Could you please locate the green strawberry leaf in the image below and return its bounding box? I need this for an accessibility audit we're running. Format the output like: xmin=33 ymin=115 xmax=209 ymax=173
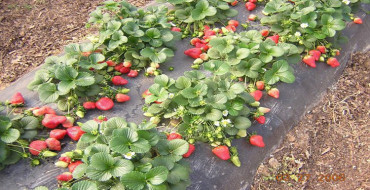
xmin=146 ymin=166 xmax=169 ymax=185
xmin=71 ymin=181 xmax=98 ymax=190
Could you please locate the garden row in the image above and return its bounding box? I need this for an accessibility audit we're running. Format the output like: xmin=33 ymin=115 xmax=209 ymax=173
xmin=0 ymin=0 xmax=367 ymax=189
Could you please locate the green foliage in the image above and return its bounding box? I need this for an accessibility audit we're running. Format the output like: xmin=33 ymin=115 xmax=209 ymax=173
xmin=203 ymin=31 xmax=297 ymax=86
xmin=144 ymin=72 xmax=259 ymax=149
xmin=166 ymin=0 xmax=238 ymax=37
xmin=66 ymin=117 xmax=190 ymax=190
xmin=261 ymin=0 xmax=364 ymax=50
xmin=88 ymin=1 xmax=180 ymax=74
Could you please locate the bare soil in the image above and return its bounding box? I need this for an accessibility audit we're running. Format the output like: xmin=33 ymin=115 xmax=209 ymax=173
xmin=252 ymin=52 xmax=370 ymax=190
xmin=0 ymin=0 xmax=149 ymax=90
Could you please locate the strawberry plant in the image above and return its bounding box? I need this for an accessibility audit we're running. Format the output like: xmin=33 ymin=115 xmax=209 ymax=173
xmin=189 ymin=30 xmax=298 ymax=92
xmin=54 ymin=117 xmax=191 ymax=190
xmin=143 ymin=72 xmax=269 ymax=166
xmin=27 ymin=42 xmax=129 ymax=117
xmin=164 ymin=0 xmax=238 ymax=37
xmin=260 ymin=0 xmax=369 ymax=54
xmin=87 ymin=1 xmax=180 ymax=76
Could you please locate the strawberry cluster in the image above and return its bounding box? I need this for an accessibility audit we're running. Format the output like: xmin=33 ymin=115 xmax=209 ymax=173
xmin=303 ymin=46 xmax=341 ymax=68
xmin=55 ymin=150 xmax=84 ymax=182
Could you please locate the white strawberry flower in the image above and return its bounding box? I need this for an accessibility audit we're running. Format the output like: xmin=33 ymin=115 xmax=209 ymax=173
xmin=214 ymin=121 xmax=220 ymax=127
xmin=222 ymin=110 xmax=229 ymax=117
xmin=300 ymin=23 xmax=309 ymax=28
xmin=124 ymin=152 xmax=135 ymax=160
xmin=169 ymin=93 xmax=174 ymax=98
xmin=342 ymin=0 xmax=350 ymax=5
xmin=294 ymin=31 xmax=301 ymax=37
xmin=221 ymin=119 xmax=231 ymax=127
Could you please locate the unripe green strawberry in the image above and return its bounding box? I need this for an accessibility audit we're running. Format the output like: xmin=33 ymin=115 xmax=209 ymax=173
xmin=55 ymin=161 xmax=68 ymax=168
xmin=193 ymin=58 xmax=203 ymax=64
xmin=230 ymin=155 xmax=241 ymax=167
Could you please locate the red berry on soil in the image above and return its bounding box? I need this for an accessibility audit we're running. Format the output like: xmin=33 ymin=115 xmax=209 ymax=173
xmin=96 ymin=97 xmax=114 ymax=111
xmin=183 ymin=144 xmax=195 ymax=158
xmin=171 ymin=27 xmax=181 ymax=32
xmin=245 ymin=2 xmax=256 ymax=11
xmin=116 ymin=94 xmax=130 ymax=102
xmin=56 ymin=172 xmax=73 ymax=181
xmin=68 ymin=160 xmax=83 ymax=173
xmin=316 ymin=46 xmax=326 ymax=54
xmin=267 ymin=35 xmax=279 ymax=44
xmin=184 ymin=48 xmax=202 ymax=59
xmin=67 ymin=126 xmax=85 ymax=141
xmin=354 ymin=17 xmax=362 ymax=24
xmin=250 ymin=90 xmax=263 ymax=101
xmin=212 ymin=146 xmax=231 ymax=160
xmin=45 ymin=138 xmax=61 ymax=151
xmin=309 ymin=50 xmax=321 ymax=61
xmin=303 ymin=55 xmax=316 ymax=68
xmin=167 ymin=133 xmax=182 ymax=140
xmin=127 ymin=70 xmax=139 ymax=78
xmin=83 ymin=101 xmax=96 ymax=110
xmin=228 ymin=20 xmax=239 ymax=27
xmin=256 ymin=81 xmax=265 ymax=90
xmin=260 ymin=29 xmax=269 ymax=37
xmin=230 ymin=0 xmax=238 ymax=6
xmin=327 ymin=57 xmax=340 ymax=68
xmin=42 ymin=114 xmax=67 ymax=129
xmin=106 ymin=60 xmax=116 ymax=66
xmin=119 ymin=67 xmax=131 ymax=74
xmin=267 ymin=88 xmax=280 ymax=99
xmin=254 ymin=115 xmax=266 ymax=124
xmin=123 ymin=61 xmax=132 ymax=68
xmin=249 ymin=0 xmax=257 ymax=2
xmin=114 ymin=63 xmax=124 ymax=71
xmin=59 ymin=156 xmax=72 ymax=163
xmin=225 ymin=25 xmax=236 ymax=32
xmin=50 ymin=129 xmax=67 ymax=140
xmin=10 ymin=92 xmax=25 ymax=105
xmin=112 ymin=76 xmax=128 ymax=86
xmin=190 ymin=38 xmax=201 ymax=46
xmin=29 ymin=140 xmax=47 ymax=156
xmin=249 ymin=135 xmax=265 ymax=147
xmin=248 ymin=14 xmax=257 ymax=21
xmin=62 ymin=116 xmax=74 ymax=128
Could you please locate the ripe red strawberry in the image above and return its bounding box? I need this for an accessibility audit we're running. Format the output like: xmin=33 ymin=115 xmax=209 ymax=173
xmin=258 ymin=107 xmax=271 ymax=113
xmin=354 ymin=17 xmax=362 ymax=24
xmin=119 ymin=67 xmax=131 ymax=74
xmin=327 ymin=57 xmax=340 ymax=68
xmin=10 ymin=92 xmax=25 ymax=105
xmin=228 ymin=20 xmax=239 ymax=27
xmin=267 ymin=88 xmax=280 ymax=99
xmin=203 ymin=25 xmax=210 ymax=32
xmin=114 ymin=63 xmax=124 ymax=71
xmin=267 ymin=35 xmax=279 ymax=44
xmin=56 ymin=172 xmax=73 ymax=181
xmin=167 ymin=133 xmax=182 ymax=140
xmin=106 ymin=60 xmax=116 ymax=67
xmin=230 ymin=0 xmax=238 ymax=6
xmin=254 ymin=115 xmax=266 ymax=124
xmin=225 ymin=25 xmax=236 ymax=32
xmin=245 ymin=2 xmax=256 ymax=11
xmin=184 ymin=48 xmax=202 ymax=59
xmin=83 ymin=101 xmax=96 ymax=110
xmin=195 ymin=42 xmax=209 ymax=51
xmin=45 ymin=138 xmax=61 ymax=151
xmin=96 ymin=97 xmax=114 ymax=111
xmin=260 ymin=29 xmax=269 ymax=37
xmin=249 ymin=135 xmax=265 ymax=147
xmin=303 ymin=55 xmax=316 ymax=68
xmin=67 ymin=126 xmax=85 ymax=141
xmin=309 ymin=50 xmax=321 ymax=61
xmin=116 ymin=94 xmax=130 ymax=102
xmin=127 ymin=70 xmax=139 ymax=78
xmin=112 ymin=76 xmax=128 ymax=86
xmin=204 ymin=30 xmax=216 ymax=37
xmin=212 ymin=146 xmax=230 ymax=160
xmin=33 ymin=106 xmax=56 ymax=116
xmin=250 ymin=90 xmax=263 ymax=101
xmin=123 ymin=61 xmax=132 ymax=68
xmin=142 ymin=89 xmax=152 ymax=99
xmin=183 ymin=144 xmax=195 ymax=158
xmin=62 ymin=116 xmax=74 ymax=128
xmin=256 ymin=81 xmax=265 ymax=90
xmin=171 ymin=27 xmax=181 ymax=32
xmin=316 ymin=46 xmax=326 ymax=54
xmin=68 ymin=160 xmax=83 ymax=173
xmin=29 ymin=140 xmax=47 ymax=156
xmin=50 ymin=129 xmax=67 ymax=140
xmin=190 ymin=38 xmax=201 ymax=46
xmin=59 ymin=156 xmax=72 ymax=163
xmin=248 ymin=14 xmax=257 ymax=21
xmin=42 ymin=114 xmax=67 ymax=129
xmin=335 ymin=50 xmax=340 ymax=56
xmin=249 ymin=0 xmax=257 ymax=2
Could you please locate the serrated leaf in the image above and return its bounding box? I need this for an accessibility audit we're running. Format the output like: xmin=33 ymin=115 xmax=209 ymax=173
xmin=55 ymin=65 xmax=78 ymax=81
xmin=175 ymin=76 xmax=191 ymax=89
xmin=72 ymin=163 xmax=88 ymax=179
xmin=71 ymin=181 xmax=98 ymax=190
xmin=75 ymin=72 xmax=95 ymax=86
xmin=146 ymin=166 xmax=169 ymax=185
xmin=1 ymin=128 xmax=20 ymax=143
xmin=20 ymin=116 xmax=39 ymax=130
xmin=168 ymin=139 xmax=189 ymax=156
xmin=38 ymin=83 xmax=59 ymax=103
xmin=206 ymin=109 xmax=222 ymax=121
xmin=234 ymin=117 xmax=251 ymax=130
xmin=121 ymin=171 xmax=146 ymax=190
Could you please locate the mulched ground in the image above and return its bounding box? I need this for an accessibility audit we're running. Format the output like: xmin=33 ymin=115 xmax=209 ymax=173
xmin=0 ymin=0 xmax=150 ymax=90
xmin=1 ymin=1 xmax=369 ymax=189
xmin=252 ymin=52 xmax=370 ymax=190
